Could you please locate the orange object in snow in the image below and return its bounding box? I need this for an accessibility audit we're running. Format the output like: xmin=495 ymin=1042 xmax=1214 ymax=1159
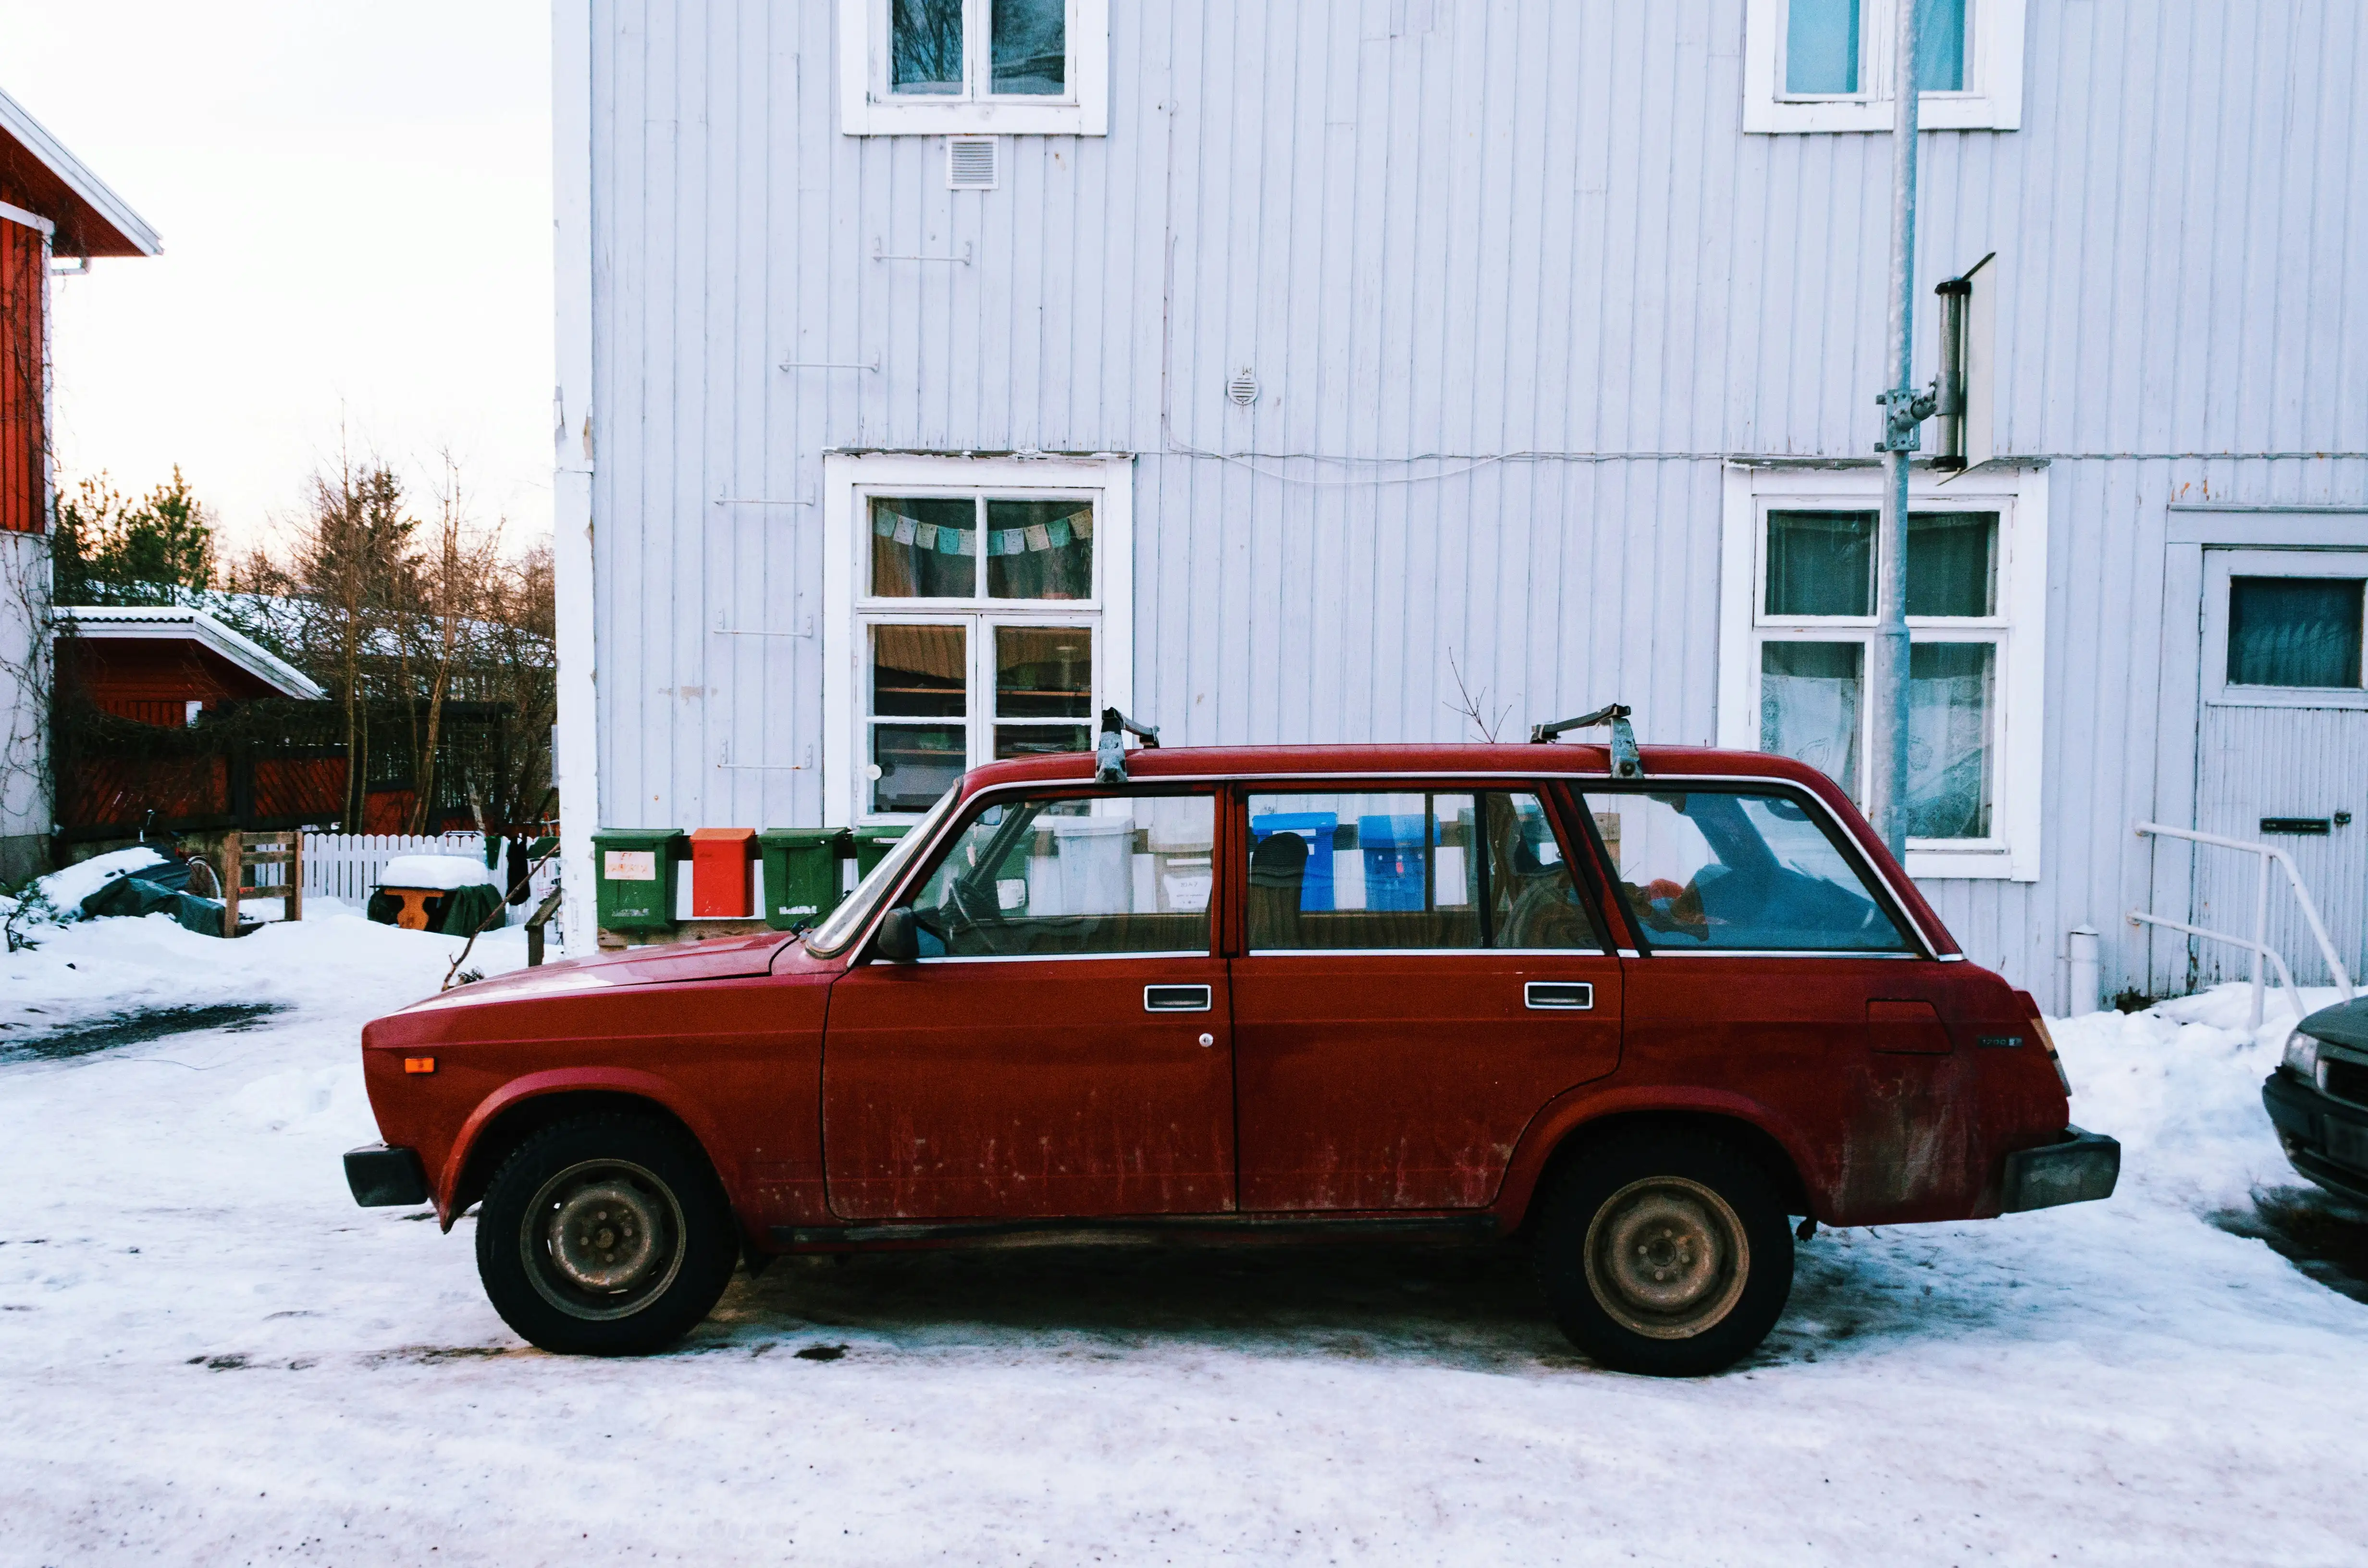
xmin=688 ymin=828 xmax=757 ymax=919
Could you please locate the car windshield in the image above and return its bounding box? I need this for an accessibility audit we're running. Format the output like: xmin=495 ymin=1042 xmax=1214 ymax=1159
xmin=1585 ymin=787 xmax=1914 ymax=952
xmin=803 ymin=785 xmax=963 ymax=956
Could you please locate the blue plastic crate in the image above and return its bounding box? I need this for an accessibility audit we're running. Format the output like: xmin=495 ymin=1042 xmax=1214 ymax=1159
xmin=1357 ymin=813 xmax=1430 ymax=910
xmin=1249 ymin=812 xmax=1337 ymax=911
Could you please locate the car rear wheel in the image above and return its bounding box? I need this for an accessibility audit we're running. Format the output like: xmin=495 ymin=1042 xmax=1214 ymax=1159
xmin=1533 ymin=1129 xmax=1794 ymax=1376
xmin=475 ymin=1113 xmax=737 ymax=1356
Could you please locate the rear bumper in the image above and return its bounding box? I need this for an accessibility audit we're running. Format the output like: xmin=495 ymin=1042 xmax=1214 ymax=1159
xmin=2262 ymin=1070 xmax=2368 ymax=1205
xmin=2000 ymin=1126 xmax=2121 ymax=1213
xmin=345 ymin=1143 xmax=430 ymax=1207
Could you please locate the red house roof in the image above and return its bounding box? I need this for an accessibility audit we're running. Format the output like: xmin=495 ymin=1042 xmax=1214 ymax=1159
xmin=0 ymin=83 xmax=161 ymax=258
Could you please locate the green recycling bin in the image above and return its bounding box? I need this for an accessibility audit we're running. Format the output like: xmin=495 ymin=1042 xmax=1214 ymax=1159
xmin=851 ymin=825 xmax=910 ymax=881
xmin=592 ymin=828 xmax=685 ymax=933
xmin=758 ymin=828 xmax=849 ymax=931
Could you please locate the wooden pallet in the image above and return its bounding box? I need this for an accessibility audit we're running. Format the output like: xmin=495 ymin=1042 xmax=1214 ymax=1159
xmin=222 ymin=831 xmax=302 ymax=936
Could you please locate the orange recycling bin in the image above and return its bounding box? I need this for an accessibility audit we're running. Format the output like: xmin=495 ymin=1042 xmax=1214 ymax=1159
xmin=688 ymin=828 xmax=758 ymax=919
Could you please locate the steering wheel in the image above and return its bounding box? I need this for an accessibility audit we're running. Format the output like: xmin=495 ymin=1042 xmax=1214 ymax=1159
xmin=936 ymin=870 xmax=1022 ymax=956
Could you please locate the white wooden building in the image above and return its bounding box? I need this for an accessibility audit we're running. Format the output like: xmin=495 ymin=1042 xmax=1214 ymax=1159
xmin=552 ymin=0 xmax=2368 ymax=1000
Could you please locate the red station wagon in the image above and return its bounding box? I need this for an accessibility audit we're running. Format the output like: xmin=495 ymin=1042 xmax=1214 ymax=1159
xmin=346 ymin=721 xmax=2119 ymax=1376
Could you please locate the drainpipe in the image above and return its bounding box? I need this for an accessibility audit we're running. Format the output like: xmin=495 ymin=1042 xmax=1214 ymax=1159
xmin=1872 ymin=0 xmax=1936 ymax=862
xmin=2067 ymin=926 xmax=2101 ymax=1017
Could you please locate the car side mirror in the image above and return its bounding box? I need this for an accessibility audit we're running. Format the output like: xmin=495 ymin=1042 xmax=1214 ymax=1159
xmin=873 ymin=906 xmax=920 ymax=965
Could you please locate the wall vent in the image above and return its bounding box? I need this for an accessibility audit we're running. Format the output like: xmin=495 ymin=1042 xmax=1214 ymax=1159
xmin=947 ymin=137 xmax=999 ymax=191
xmin=1227 ymin=369 xmax=1260 ymax=406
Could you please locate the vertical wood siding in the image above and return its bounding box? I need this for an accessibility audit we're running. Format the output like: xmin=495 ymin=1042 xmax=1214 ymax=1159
xmin=582 ymin=0 xmax=2368 ymax=995
xmin=0 ymin=217 xmax=42 ymax=536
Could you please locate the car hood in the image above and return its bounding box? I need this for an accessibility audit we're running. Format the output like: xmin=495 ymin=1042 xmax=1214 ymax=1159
xmin=400 ymin=931 xmax=798 ymax=1012
xmin=2300 ymin=996 xmax=2368 ymax=1053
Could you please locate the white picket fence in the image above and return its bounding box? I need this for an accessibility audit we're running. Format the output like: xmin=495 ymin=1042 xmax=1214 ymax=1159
xmin=295 ymin=833 xmax=561 ymax=929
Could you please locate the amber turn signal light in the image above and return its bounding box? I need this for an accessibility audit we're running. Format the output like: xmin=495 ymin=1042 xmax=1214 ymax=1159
xmin=403 ymin=1057 xmax=436 ymax=1075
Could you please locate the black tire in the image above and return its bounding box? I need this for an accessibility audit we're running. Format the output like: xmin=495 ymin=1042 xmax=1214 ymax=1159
xmin=474 ymin=1112 xmax=738 ymax=1356
xmin=1532 ymin=1129 xmax=1795 ymax=1377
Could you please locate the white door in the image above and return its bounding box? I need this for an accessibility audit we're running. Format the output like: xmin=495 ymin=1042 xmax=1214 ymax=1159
xmin=2193 ymin=549 xmax=2368 ymax=986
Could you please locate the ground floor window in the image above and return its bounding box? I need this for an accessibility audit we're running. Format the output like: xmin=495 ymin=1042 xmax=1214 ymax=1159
xmin=1717 ymin=464 xmax=2047 ymax=881
xmin=824 ymin=454 xmax=1134 ymax=826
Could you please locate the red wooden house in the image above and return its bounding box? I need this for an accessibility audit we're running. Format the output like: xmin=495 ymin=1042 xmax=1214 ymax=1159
xmin=1 ymin=82 xmax=160 ymax=874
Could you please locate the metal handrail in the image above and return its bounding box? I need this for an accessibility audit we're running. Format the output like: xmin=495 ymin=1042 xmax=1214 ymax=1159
xmin=2130 ymin=821 xmax=2356 ymax=1027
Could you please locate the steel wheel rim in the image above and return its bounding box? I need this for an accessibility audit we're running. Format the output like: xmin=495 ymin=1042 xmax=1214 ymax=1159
xmin=521 ymin=1158 xmax=687 ymax=1322
xmin=1581 ymin=1176 xmax=1751 ymax=1341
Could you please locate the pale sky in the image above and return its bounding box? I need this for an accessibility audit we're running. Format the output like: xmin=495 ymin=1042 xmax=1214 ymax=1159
xmin=3 ymin=2 xmax=553 ymax=553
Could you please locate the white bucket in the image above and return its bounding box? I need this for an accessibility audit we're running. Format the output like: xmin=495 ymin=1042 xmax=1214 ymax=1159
xmin=1051 ymin=817 xmax=1135 ymax=915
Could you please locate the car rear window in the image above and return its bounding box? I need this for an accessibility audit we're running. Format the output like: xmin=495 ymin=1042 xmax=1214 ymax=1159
xmin=1583 ymin=788 xmax=1913 ymax=953
xmin=1243 ymin=789 xmax=1603 ymax=952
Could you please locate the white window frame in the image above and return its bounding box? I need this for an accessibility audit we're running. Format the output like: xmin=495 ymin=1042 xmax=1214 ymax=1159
xmin=824 ymin=453 xmax=1134 ymax=827
xmin=1742 ymin=0 xmax=2026 ymax=134
xmin=2203 ymin=548 xmax=2368 ymax=712
xmin=1716 ymin=462 xmax=2048 ymax=881
xmin=839 ymin=0 xmax=1109 ymax=136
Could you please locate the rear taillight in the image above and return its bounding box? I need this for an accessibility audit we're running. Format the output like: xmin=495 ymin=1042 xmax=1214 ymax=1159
xmin=2014 ymin=989 xmax=2073 ymax=1097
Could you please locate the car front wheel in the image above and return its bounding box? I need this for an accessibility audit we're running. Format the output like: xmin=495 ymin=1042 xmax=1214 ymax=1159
xmin=1533 ymin=1129 xmax=1794 ymax=1376
xmin=475 ymin=1113 xmax=738 ymax=1356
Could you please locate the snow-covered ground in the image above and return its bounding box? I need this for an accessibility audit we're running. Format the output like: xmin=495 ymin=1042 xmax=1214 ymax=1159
xmin=2 ymin=910 xmax=2365 ymax=1566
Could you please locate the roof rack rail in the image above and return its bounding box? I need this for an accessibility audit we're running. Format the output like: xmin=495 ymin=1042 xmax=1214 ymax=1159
xmin=1529 ymin=703 xmax=1642 ymax=778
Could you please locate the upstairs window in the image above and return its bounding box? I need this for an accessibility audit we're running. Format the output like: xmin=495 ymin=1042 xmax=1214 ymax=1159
xmin=1746 ymin=0 xmax=2024 ymax=134
xmin=841 ymin=0 xmax=1109 ymax=135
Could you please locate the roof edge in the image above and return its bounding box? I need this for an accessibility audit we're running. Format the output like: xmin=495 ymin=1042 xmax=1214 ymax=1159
xmin=54 ymin=605 xmax=325 ymax=699
xmin=0 ymin=83 xmax=161 ymax=257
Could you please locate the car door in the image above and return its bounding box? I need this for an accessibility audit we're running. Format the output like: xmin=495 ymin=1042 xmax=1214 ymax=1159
xmin=823 ymin=787 xmax=1234 ymax=1220
xmin=1228 ymin=783 xmax=1623 ymax=1212
xmin=1584 ymin=784 xmax=1980 ymax=1223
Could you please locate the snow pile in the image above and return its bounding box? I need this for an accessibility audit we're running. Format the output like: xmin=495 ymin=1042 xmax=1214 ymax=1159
xmin=25 ymin=845 xmax=172 ymax=914
xmin=377 ymin=852 xmax=497 ymax=890
xmin=1 ymin=955 xmax=2364 ymax=1564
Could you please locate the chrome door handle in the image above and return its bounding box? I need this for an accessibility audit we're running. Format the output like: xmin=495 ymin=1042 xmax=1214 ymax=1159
xmin=1145 ymin=984 xmax=1212 ymax=1012
xmin=1525 ymin=981 xmax=1594 ymax=1011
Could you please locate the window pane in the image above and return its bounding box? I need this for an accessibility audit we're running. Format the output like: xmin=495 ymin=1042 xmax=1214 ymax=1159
xmin=906 ymin=792 xmax=1214 ymax=956
xmin=2229 ymin=577 xmax=2366 ymax=688
xmin=995 ymin=625 xmax=1092 ymax=717
xmin=991 ymin=0 xmax=1065 ymax=95
xmin=1761 ymin=641 xmax=1862 ymax=796
xmin=1245 ymin=791 xmax=1600 ymax=952
xmin=985 ymin=499 xmax=1093 ymax=600
xmin=1915 ymin=0 xmax=1967 ymax=91
xmin=891 ymin=0 xmax=965 ymax=94
xmin=1766 ymin=510 xmax=1875 ymax=616
xmin=871 ymin=498 xmax=978 ymax=598
xmin=1589 ymin=788 xmax=1911 ymax=952
xmin=872 ymin=724 xmax=966 ymax=814
xmin=1908 ymin=641 xmax=1996 ymax=839
xmin=1786 ymin=0 xmax=1861 ymax=94
xmin=871 ymin=624 xmax=967 ymax=716
xmin=993 ymin=625 xmax=1091 ymax=758
xmin=1907 ymin=511 xmax=1998 ymax=617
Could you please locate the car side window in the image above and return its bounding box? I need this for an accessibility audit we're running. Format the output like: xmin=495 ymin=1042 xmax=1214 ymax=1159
xmin=1244 ymin=790 xmax=1602 ymax=952
xmin=905 ymin=791 xmax=1213 ymax=958
xmin=1584 ymin=788 xmax=1912 ymax=953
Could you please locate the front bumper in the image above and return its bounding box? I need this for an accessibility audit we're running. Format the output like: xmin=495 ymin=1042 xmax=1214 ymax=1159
xmin=2262 ymin=1070 xmax=2368 ymax=1205
xmin=2000 ymin=1126 xmax=2121 ymax=1213
xmin=345 ymin=1143 xmax=430 ymax=1207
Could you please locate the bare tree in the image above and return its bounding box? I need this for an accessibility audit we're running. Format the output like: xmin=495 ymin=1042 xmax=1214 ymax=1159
xmin=1443 ymin=647 xmax=1514 ymax=744
xmin=404 ymin=455 xmax=505 ymax=834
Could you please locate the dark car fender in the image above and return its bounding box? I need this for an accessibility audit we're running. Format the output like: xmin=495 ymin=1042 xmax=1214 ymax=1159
xmin=1490 ymin=1081 xmax=1827 ymax=1230
xmin=435 ymin=1066 xmax=746 ymax=1230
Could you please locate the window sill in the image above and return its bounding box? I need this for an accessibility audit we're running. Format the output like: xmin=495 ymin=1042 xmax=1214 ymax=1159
xmin=1906 ymin=846 xmax=2033 ymax=882
xmin=841 ymin=99 xmax=1102 ymax=137
xmin=1743 ymin=96 xmax=2022 ymax=134
xmin=2205 ymin=688 xmax=2368 ymax=712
